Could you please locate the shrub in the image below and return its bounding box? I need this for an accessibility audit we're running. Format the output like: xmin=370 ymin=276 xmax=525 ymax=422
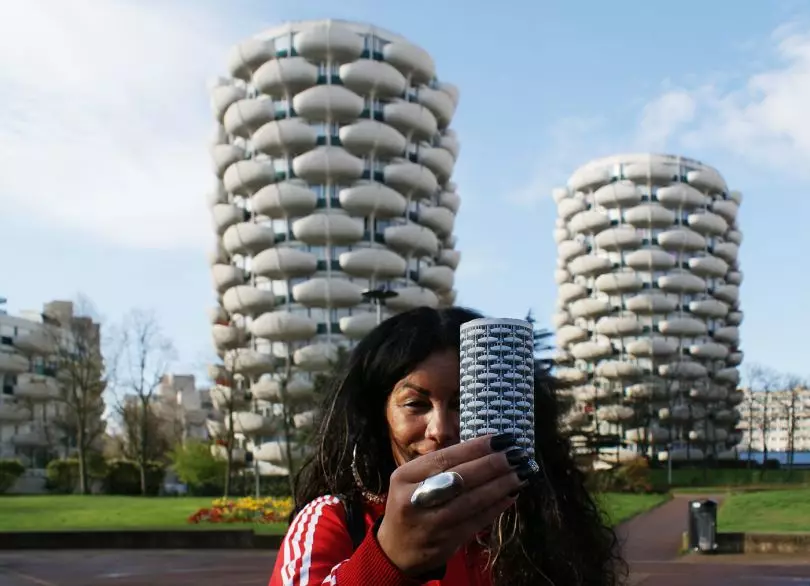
xmin=0 ymin=459 xmax=25 ymax=493
xmin=169 ymin=441 xmax=226 ymax=496
xmin=585 ymin=456 xmax=654 ymax=493
xmin=46 ymin=455 xmax=108 ymax=493
xmin=103 ymin=459 xmax=165 ymax=495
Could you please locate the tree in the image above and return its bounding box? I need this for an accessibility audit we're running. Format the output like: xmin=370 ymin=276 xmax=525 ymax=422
xmin=206 ymin=357 xmax=243 ymax=498
xmin=745 ymin=363 xmax=781 ymax=472
xmin=114 ymin=400 xmax=172 ymax=463
xmin=111 ymin=309 xmax=176 ymax=495
xmin=779 ymin=374 xmax=805 ymax=474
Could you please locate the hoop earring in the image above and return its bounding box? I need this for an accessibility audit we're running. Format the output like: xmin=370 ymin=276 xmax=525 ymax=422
xmin=351 ymin=444 xmax=386 ymax=504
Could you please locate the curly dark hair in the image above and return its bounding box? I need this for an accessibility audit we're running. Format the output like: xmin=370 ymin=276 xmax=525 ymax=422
xmin=293 ymin=306 xmax=628 ymax=586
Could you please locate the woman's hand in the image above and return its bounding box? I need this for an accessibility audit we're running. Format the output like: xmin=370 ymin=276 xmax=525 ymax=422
xmin=375 ymin=433 xmax=533 ymax=577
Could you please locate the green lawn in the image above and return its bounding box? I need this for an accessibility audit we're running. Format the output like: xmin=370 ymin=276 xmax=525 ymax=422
xmin=597 ymin=492 xmax=671 ymax=525
xmin=718 ymin=488 xmax=810 ymax=533
xmin=0 ymin=495 xmax=287 ymax=534
xmin=0 ymin=493 xmax=669 ymax=533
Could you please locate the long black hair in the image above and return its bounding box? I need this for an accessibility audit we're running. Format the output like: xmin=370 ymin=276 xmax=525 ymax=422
xmin=293 ymin=306 xmax=628 ymax=586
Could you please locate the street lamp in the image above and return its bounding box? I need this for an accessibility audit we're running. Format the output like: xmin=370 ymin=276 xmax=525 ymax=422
xmin=361 ymin=286 xmax=399 ymax=325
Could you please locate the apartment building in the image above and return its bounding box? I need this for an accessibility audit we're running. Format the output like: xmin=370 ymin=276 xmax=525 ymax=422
xmin=737 ymin=386 xmax=810 ymax=453
xmin=205 ymin=19 xmax=461 ymax=472
xmin=0 ymin=298 xmax=105 ymax=492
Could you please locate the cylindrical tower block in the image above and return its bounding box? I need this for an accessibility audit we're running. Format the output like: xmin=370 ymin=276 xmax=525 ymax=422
xmin=552 ymin=153 xmax=744 ymax=466
xmin=459 ymin=318 xmax=536 ymax=458
xmin=206 ymin=19 xmax=463 ymax=465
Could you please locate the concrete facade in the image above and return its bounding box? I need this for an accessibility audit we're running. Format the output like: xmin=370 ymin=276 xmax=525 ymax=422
xmin=0 ymin=299 xmax=105 ymax=492
xmin=551 ymin=153 xmax=744 ymax=467
xmin=205 ymin=19 xmax=462 ymax=469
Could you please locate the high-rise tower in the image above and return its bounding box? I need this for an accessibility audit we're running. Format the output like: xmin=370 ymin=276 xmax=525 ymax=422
xmin=552 ymin=154 xmax=744 ymax=467
xmin=205 ymin=20 xmax=462 ymax=469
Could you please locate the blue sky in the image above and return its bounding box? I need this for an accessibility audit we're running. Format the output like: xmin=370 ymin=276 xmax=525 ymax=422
xmin=1 ymin=0 xmax=809 ymax=382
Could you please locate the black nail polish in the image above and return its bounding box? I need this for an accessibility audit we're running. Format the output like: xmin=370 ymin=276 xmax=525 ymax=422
xmin=516 ymin=463 xmax=538 ymax=482
xmin=506 ymin=447 xmax=529 ymax=467
xmin=490 ymin=433 xmax=517 ymax=452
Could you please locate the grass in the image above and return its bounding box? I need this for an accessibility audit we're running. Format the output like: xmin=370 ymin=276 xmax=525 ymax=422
xmin=597 ymin=492 xmax=671 ymax=525
xmin=0 ymin=493 xmax=670 ymax=533
xmin=718 ymin=488 xmax=810 ymax=533
xmin=0 ymin=495 xmax=287 ymax=534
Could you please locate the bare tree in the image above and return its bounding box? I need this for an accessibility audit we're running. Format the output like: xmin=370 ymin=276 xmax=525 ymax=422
xmin=779 ymin=375 xmax=805 ymax=475
xmin=14 ymin=295 xmax=108 ymax=493
xmin=112 ymin=309 xmax=176 ymax=495
xmin=745 ymin=363 xmax=781 ymax=473
xmin=207 ymin=359 xmax=242 ymax=498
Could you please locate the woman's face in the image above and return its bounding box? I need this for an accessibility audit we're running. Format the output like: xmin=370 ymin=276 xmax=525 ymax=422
xmin=385 ymin=349 xmax=461 ymax=467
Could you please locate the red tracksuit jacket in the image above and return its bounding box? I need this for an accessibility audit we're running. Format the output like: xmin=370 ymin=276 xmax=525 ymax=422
xmin=268 ymin=495 xmax=492 ymax=586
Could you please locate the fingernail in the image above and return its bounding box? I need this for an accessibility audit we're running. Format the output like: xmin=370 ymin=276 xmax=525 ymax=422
xmin=490 ymin=433 xmax=517 ymax=452
xmin=516 ymin=462 xmax=539 ymax=482
xmin=505 ymin=447 xmax=529 ymax=467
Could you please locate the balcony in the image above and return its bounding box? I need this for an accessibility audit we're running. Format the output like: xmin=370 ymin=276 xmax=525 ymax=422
xmin=15 ymin=373 xmax=60 ymax=401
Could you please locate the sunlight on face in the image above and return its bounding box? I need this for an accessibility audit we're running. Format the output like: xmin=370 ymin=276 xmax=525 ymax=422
xmin=384 ymin=349 xmax=461 ymax=467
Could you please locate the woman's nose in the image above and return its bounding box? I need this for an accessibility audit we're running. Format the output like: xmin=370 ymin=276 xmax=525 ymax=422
xmin=425 ymin=408 xmax=457 ymax=446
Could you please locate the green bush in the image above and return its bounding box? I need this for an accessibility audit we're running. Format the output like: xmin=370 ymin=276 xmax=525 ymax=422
xmin=586 ymin=457 xmax=654 ymax=494
xmin=45 ymin=455 xmax=108 ymax=493
xmin=103 ymin=459 xmax=165 ymax=495
xmin=169 ymin=441 xmax=226 ymax=496
xmin=0 ymin=459 xmax=25 ymax=493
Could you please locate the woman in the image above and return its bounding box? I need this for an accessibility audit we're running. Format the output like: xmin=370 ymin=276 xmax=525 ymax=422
xmin=268 ymin=306 xmax=627 ymax=586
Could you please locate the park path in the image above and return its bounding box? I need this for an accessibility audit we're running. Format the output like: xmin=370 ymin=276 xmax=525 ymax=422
xmin=616 ymin=493 xmax=724 ymax=562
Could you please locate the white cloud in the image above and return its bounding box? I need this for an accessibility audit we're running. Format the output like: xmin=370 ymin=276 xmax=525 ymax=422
xmin=511 ymin=21 xmax=810 ymax=206
xmin=635 ymin=90 xmax=697 ymax=151
xmin=638 ymin=23 xmax=810 ymax=177
xmin=0 ymin=0 xmax=249 ymax=250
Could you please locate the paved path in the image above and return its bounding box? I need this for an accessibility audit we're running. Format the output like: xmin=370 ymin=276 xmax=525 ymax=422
xmin=617 ymin=493 xmax=720 ymax=561
xmin=1 ymin=499 xmax=809 ymax=586
xmin=617 ymin=494 xmax=810 ymax=585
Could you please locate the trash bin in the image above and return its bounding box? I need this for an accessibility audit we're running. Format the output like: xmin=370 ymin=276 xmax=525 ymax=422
xmin=687 ymin=499 xmax=718 ymax=553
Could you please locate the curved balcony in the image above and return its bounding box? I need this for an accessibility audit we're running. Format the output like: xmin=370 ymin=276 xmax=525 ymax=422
xmin=292 ymin=146 xmax=364 ymax=183
xmin=0 ymin=402 xmax=31 ymax=422
xmin=252 ymin=181 xmax=317 ymax=219
xmin=227 ymin=412 xmax=276 ymax=436
xmin=340 ymin=312 xmax=385 ymax=340
xmin=251 ymin=311 xmax=318 ymax=342
xmin=339 ymin=59 xmax=407 ymax=99
xmin=292 ymin=84 xmax=364 ymax=123
xmin=383 ymin=41 xmax=435 ymax=84
xmin=339 ymin=248 xmax=407 ymax=279
xmin=292 ymin=212 xmax=364 ymax=246
xmin=227 ymin=38 xmax=274 ymax=81
xmin=16 ymin=373 xmax=60 ymax=401
xmin=339 ymin=182 xmax=406 ymax=218
xmin=252 ymin=247 xmax=318 ymax=280
xmin=252 ymin=119 xmax=317 ymax=158
xmin=253 ymin=57 xmax=318 ymax=98
xmin=293 ymin=23 xmax=364 ymax=63
xmin=292 ymin=278 xmax=364 ymax=308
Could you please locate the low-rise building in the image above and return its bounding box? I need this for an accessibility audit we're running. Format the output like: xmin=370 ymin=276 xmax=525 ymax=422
xmin=0 ymin=298 xmax=106 ymax=492
xmin=737 ymin=386 xmax=810 ymax=453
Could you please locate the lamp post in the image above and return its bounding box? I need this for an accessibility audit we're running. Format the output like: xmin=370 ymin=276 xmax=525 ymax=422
xmin=361 ymin=286 xmax=399 ymax=325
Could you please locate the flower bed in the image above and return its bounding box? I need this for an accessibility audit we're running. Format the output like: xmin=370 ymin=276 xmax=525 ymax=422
xmin=188 ymin=496 xmax=294 ymax=525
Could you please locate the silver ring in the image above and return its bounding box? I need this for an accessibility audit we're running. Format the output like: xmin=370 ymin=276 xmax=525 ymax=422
xmin=410 ymin=471 xmax=465 ymax=508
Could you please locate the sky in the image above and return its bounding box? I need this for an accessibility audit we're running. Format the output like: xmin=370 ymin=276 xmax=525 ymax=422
xmin=1 ymin=0 xmax=809 ymax=383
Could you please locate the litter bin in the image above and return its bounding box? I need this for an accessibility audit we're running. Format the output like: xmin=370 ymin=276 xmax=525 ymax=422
xmin=687 ymin=499 xmax=718 ymax=553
